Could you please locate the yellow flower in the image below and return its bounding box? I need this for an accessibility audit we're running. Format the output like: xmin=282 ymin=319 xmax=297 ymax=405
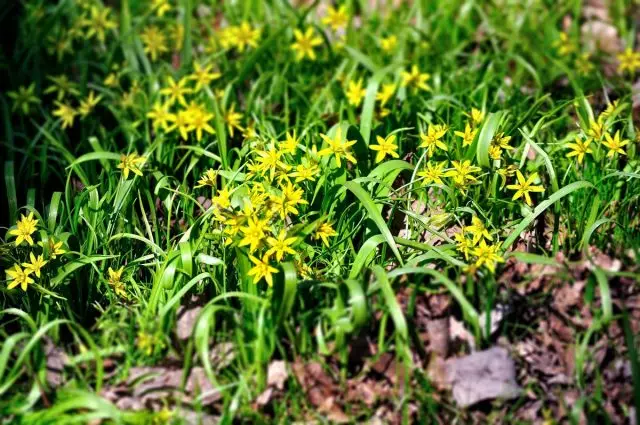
xmin=78 ymin=91 xmax=102 ymax=117
xmin=454 ymin=231 xmax=474 ymax=260
xmin=282 ymin=181 xmax=308 ymax=209
xmin=117 ymin=152 xmax=145 ymax=179
xmin=224 ymin=104 xmax=243 ymax=137
xmin=6 ymin=264 xmax=34 ymax=291
xmin=565 ymin=136 xmax=593 ymax=165
xmin=216 ymin=26 xmax=236 ymax=50
xmin=186 ymin=105 xmax=215 ymax=142
xmin=82 ymin=5 xmax=117 ymax=43
xmin=291 ymin=28 xmax=323 ymax=61
xmin=279 ymin=131 xmax=299 ymax=155
xmin=466 ymin=216 xmax=493 ymax=245
xmin=418 ymin=161 xmax=447 ymax=186
xmin=379 ymin=35 xmax=397 ymax=53
xmin=454 ymin=123 xmax=477 ymax=147
xmin=239 ymin=216 xmax=268 ymax=252
xmin=272 ymin=182 xmax=308 ymax=218
xmin=295 ymin=259 xmax=315 ymax=280
xmin=248 ymin=254 xmax=278 ymax=286
xmin=189 ymin=61 xmax=221 ymax=92
xmin=444 ymin=160 xmax=481 ymax=187
xmin=266 ymin=230 xmax=297 ymax=261
xmin=401 ymin=65 xmax=430 ymax=91
xmin=213 ymin=187 xmax=232 ymax=210
xmin=553 ymin=32 xmax=575 ymax=57
xmin=587 ymin=119 xmax=605 ymax=140
xmin=104 ymin=71 xmax=119 ymax=88
xmin=492 ymin=132 xmax=513 ymax=151
xmin=7 ymin=84 xmax=40 ymax=115
xmin=38 ymin=237 xmax=66 ymax=259
xmin=146 ymin=101 xmax=172 ymax=131
xmin=243 ymin=122 xmax=257 ymax=141
xmin=47 ymin=33 xmax=73 ymax=62
xmin=314 ymin=221 xmax=338 ymax=247
xmin=108 ymin=266 xmax=123 ymax=284
xmin=576 ymin=53 xmax=594 ymax=75
xmin=322 ymin=5 xmax=349 ymax=31
xmin=600 ymin=100 xmax=620 ymax=121
xmin=167 ymin=22 xmax=183 ymax=50
xmin=45 ymin=75 xmax=80 ymax=101
xmin=232 ymin=22 xmax=261 ymax=52
xmin=472 ymin=240 xmax=504 ymax=273
xmin=22 ymin=252 xmax=48 ymax=278
xmin=140 ymin=25 xmax=169 ymax=61
xmin=160 ymin=76 xmax=192 ymax=107
xmin=137 ymin=331 xmax=159 ymax=356
xmin=9 ymin=212 xmax=38 ymax=246
xmin=419 ymin=124 xmax=448 ymax=156
xmin=470 ymin=108 xmax=484 ymax=125
xmin=52 ymin=101 xmax=77 ymax=129
xmin=166 ymin=110 xmax=192 ymax=140
xmin=375 ymin=83 xmax=396 ymax=107
xmin=496 ymin=164 xmax=518 ymax=189
xmin=617 ymin=47 xmax=640 ymax=75
xmin=345 ymin=78 xmax=366 ymax=107
xmin=255 ymin=142 xmax=290 ymax=181
xmin=488 ymin=145 xmax=503 ymax=161
xmin=506 ymin=170 xmax=544 ymax=206
xmin=318 ymin=127 xmax=357 ymax=167
xmin=151 ymin=0 xmax=171 ymax=17
xmin=289 ymin=162 xmax=319 ymax=183
xmin=379 ymin=107 xmax=391 ymax=118
xmin=108 ymin=266 xmax=126 ymax=298
xmin=602 ymin=130 xmax=629 ymax=157
xmin=195 ymin=169 xmax=217 ymax=188
xmin=369 ymin=134 xmax=399 ymax=163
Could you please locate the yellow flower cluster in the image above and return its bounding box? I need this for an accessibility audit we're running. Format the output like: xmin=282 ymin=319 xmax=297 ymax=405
xmin=5 ymin=213 xmax=66 ymax=291
xmin=145 ymin=62 xmax=239 ymax=143
xmin=565 ymin=101 xmax=630 ymax=165
xmin=454 ymin=217 xmax=504 ymax=273
xmin=196 ymin=129 xmax=347 ymax=286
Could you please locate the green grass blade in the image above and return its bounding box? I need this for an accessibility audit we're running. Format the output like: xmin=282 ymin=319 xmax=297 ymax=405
xmin=502 ymin=181 xmax=594 ymax=251
xmin=344 ymin=180 xmax=404 ymax=265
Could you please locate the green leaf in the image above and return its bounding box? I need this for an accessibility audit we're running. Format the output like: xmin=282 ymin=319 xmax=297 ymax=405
xmin=51 ymin=255 xmax=116 ymax=286
xmin=272 ymin=262 xmax=297 ymax=327
xmin=349 ymin=234 xmax=385 ymax=279
xmin=474 ymin=111 xmax=503 ymax=167
xmin=4 ymin=161 xmax=17 ymax=224
xmin=344 ymin=181 xmax=404 ymax=265
xmin=502 ymin=180 xmax=595 ymax=251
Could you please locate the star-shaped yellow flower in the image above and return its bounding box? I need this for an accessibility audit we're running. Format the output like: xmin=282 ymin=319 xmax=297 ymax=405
xmin=9 ymin=212 xmax=38 ymax=246
xmin=506 ymin=170 xmax=544 ymax=206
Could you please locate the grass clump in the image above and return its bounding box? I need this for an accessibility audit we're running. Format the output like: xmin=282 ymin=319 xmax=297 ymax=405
xmin=2 ymin=0 xmax=640 ymax=423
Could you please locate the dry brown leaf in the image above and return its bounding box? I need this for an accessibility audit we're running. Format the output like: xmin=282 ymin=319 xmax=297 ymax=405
xmin=176 ymin=305 xmax=203 ymax=340
xmin=445 ymin=347 xmax=522 ymax=408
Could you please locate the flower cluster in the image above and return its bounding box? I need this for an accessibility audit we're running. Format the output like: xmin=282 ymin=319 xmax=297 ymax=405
xmin=565 ymin=101 xmax=631 ymax=165
xmin=5 ymin=213 xmax=66 ymax=291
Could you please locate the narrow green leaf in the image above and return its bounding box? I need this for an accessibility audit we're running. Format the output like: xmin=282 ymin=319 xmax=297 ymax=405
xmin=502 ymin=181 xmax=594 ymax=251
xmin=344 ymin=181 xmax=403 ymax=265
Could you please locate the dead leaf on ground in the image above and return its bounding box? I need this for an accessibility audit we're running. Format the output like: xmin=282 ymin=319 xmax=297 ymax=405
xmin=44 ymin=338 xmax=68 ymax=388
xmin=101 ymin=365 xmax=221 ymax=411
xmin=176 ymin=305 xmax=203 ymax=340
xmin=445 ymin=347 xmax=522 ymax=408
xmin=256 ymin=360 xmax=289 ymax=407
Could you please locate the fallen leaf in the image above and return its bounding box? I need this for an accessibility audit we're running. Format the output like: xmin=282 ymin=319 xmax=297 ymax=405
xmin=266 ymin=360 xmax=288 ymax=390
xmin=44 ymin=338 xmax=68 ymax=388
xmin=176 ymin=305 xmax=203 ymax=340
xmin=445 ymin=347 xmax=522 ymax=408
xmin=426 ymin=318 xmax=449 ymax=357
